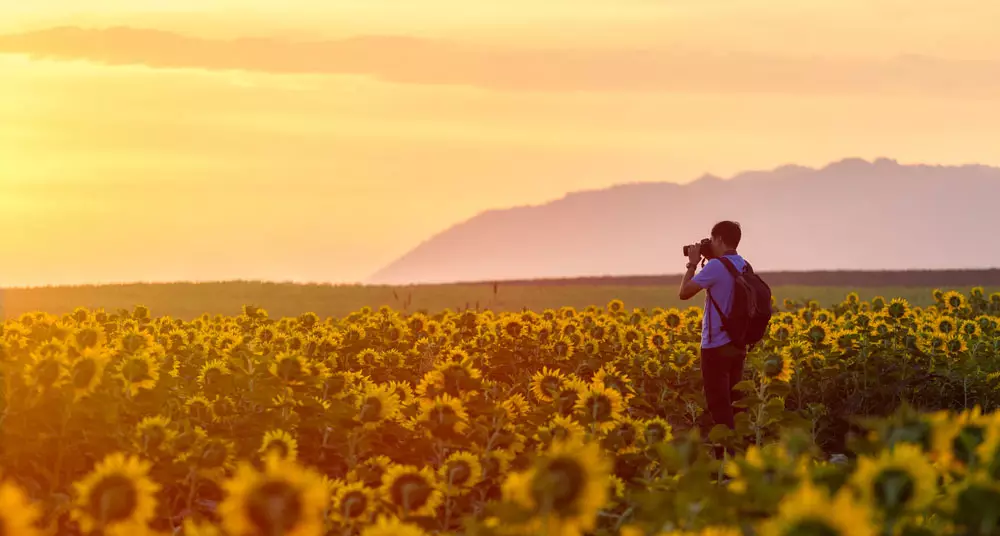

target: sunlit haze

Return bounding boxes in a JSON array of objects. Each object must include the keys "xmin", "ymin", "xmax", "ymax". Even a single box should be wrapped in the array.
[{"xmin": 3, "ymin": 0, "xmax": 1000, "ymax": 286}]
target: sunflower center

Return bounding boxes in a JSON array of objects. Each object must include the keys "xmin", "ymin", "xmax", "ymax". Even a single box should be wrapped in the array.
[
  {"xmin": 583, "ymin": 394, "xmax": 613, "ymax": 422},
  {"xmin": 198, "ymin": 440, "xmax": 229, "ymax": 468},
  {"xmin": 390, "ymin": 474, "xmax": 433, "ymax": 513},
  {"xmin": 763, "ymin": 356, "xmax": 785, "ymax": 378},
  {"xmin": 873, "ymin": 469, "xmax": 915, "ymax": 511},
  {"xmin": 540, "ymin": 377, "xmax": 561, "ymax": 396},
  {"xmin": 277, "ymin": 358, "xmax": 303, "ymax": 380},
  {"xmin": 436, "ymin": 462, "xmax": 467, "ymax": 490},
  {"xmin": 341, "ymin": 491, "xmax": 368, "ymax": 519},
  {"xmin": 77, "ymin": 329, "xmax": 100, "ymax": 348},
  {"xmin": 645, "ymin": 424, "xmax": 667, "ymax": 445},
  {"xmin": 142, "ymin": 426, "xmax": 167, "ymax": 451},
  {"xmin": 121, "ymin": 358, "xmax": 151, "ymax": 381},
  {"xmin": 786, "ymin": 519, "xmax": 840, "ymax": 536},
  {"xmin": 266, "ymin": 440, "xmax": 289, "ymax": 458},
  {"xmin": 359, "ymin": 397, "xmax": 384, "ymax": 423},
  {"xmin": 87, "ymin": 474, "xmax": 139, "ymax": 526},
  {"xmin": 204, "ymin": 368, "xmax": 222, "ymax": 385},
  {"xmin": 35, "ymin": 359, "xmax": 62, "ymax": 386},
  {"xmin": 531, "ymin": 458, "xmax": 586, "ymax": 515},
  {"xmin": 953, "ymin": 426, "xmax": 985, "ymax": 466},
  {"xmin": 556, "ymin": 390, "xmax": 579, "ymax": 415},
  {"xmin": 246, "ymin": 480, "xmax": 304, "ymax": 536}
]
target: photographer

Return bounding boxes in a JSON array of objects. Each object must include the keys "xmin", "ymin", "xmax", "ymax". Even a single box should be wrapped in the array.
[{"xmin": 678, "ymin": 221, "xmax": 748, "ymax": 456}]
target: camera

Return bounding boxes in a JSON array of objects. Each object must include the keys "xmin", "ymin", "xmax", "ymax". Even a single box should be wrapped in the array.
[{"xmin": 682, "ymin": 238, "xmax": 714, "ymax": 259}]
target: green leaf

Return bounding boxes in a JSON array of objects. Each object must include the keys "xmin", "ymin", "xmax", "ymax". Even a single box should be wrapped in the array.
[
  {"xmin": 708, "ymin": 424, "xmax": 734, "ymax": 443},
  {"xmin": 733, "ymin": 380, "xmax": 757, "ymax": 393},
  {"xmin": 766, "ymin": 381, "xmax": 792, "ymax": 398}
]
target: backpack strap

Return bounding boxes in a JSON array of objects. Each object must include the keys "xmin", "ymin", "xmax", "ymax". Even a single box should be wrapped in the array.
[
  {"xmin": 706, "ymin": 289, "xmax": 732, "ymax": 342},
  {"xmin": 717, "ymin": 256, "xmax": 743, "ymax": 277}
]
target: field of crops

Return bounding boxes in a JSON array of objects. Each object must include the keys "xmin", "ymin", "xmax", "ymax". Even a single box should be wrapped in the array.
[{"xmin": 3, "ymin": 289, "xmax": 1000, "ymax": 535}]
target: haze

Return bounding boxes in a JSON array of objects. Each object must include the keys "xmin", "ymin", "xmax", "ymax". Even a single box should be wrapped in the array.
[{"xmin": 3, "ymin": 1, "xmax": 1000, "ymax": 287}]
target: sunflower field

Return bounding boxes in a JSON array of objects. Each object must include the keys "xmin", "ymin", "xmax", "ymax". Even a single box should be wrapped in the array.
[{"xmin": 4, "ymin": 288, "xmax": 1000, "ymax": 535}]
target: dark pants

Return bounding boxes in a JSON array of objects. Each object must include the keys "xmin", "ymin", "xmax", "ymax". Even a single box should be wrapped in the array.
[{"xmin": 700, "ymin": 342, "xmax": 747, "ymax": 457}]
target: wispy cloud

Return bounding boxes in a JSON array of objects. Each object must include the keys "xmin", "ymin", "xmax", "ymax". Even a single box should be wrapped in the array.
[{"xmin": 2, "ymin": 26, "xmax": 999, "ymax": 96}]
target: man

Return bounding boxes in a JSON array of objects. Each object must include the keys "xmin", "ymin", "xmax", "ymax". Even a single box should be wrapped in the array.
[{"xmin": 678, "ymin": 221, "xmax": 747, "ymax": 452}]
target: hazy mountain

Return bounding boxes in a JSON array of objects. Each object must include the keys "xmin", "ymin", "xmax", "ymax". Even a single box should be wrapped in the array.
[{"xmin": 369, "ymin": 158, "xmax": 1000, "ymax": 284}]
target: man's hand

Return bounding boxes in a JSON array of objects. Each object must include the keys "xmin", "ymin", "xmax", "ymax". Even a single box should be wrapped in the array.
[{"xmin": 687, "ymin": 244, "xmax": 702, "ymax": 266}]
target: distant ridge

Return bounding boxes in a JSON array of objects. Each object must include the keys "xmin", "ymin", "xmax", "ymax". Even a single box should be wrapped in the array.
[{"xmin": 370, "ymin": 158, "xmax": 1000, "ymax": 284}]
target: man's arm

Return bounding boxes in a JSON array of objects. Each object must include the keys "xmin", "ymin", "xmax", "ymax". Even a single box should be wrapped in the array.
[{"xmin": 678, "ymin": 262, "xmax": 702, "ymax": 300}]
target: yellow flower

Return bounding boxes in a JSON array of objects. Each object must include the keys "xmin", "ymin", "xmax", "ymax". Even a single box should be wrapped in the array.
[
  {"xmin": 640, "ymin": 417, "xmax": 674, "ymax": 447},
  {"xmin": 197, "ymin": 359, "xmax": 230, "ymax": 388},
  {"xmin": 134, "ymin": 415, "xmax": 177, "ymax": 454},
  {"xmin": 380, "ymin": 464, "xmax": 443, "ymax": 517},
  {"xmin": 761, "ymin": 352, "xmax": 795, "ymax": 383},
  {"xmin": 268, "ymin": 352, "xmax": 310, "ymax": 384},
  {"xmin": 328, "ymin": 480, "xmax": 375, "ymax": 525},
  {"xmin": 259, "ymin": 429, "xmax": 298, "ymax": 461},
  {"xmin": 930, "ymin": 407, "xmax": 995, "ymax": 472},
  {"xmin": 415, "ymin": 393, "xmax": 469, "ymax": 437},
  {"xmin": 850, "ymin": 443, "xmax": 938, "ymax": 514},
  {"xmin": 0, "ymin": 480, "xmax": 42, "ymax": 536},
  {"xmin": 115, "ymin": 351, "xmax": 161, "ymax": 396},
  {"xmin": 758, "ymin": 480, "xmax": 875, "ymax": 536},
  {"xmin": 182, "ymin": 518, "xmax": 223, "ymax": 536},
  {"xmin": 574, "ymin": 383, "xmax": 624, "ymax": 432},
  {"xmin": 531, "ymin": 366, "xmax": 567, "ymax": 403},
  {"xmin": 72, "ymin": 452, "xmax": 161, "ymax": 535},
  {"xmin": 24, "ymin": 349, "xmax": 68, "ymax": 389},
  {"xmin": 219, "ymin": 456, "xmax": 329, "ymax": 536},
  {"xmin": 355, "ymin": 384, "xmax": 402, "ymax": 429},
  {"xmin": 942, "ymin": 290, "xmax": 966, "ymax": 310},
  {"xmin": 439, "ymin": 451, "xmax": 483, "ymax": 494},
  {"xmin": 68, "ymin": 347, "xmax": 110, "ymax": 400},
  {"xmin": 501, "ymin": 439, "xmax": 611, "ymax": 536},
  {"xmin": 360, "ymin": 516, "xmax": 429, "ymax": 536}
]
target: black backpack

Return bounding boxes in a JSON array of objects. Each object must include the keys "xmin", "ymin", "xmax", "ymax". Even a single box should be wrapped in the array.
[{"xmin": 706, "ymin": 257, "xmax": 772, "ymax": 350}]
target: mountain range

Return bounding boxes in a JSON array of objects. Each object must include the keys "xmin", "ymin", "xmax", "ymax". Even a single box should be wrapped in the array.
[{"xmin": 369, "ymin": 158, "xmax": 1000, "ymax": 284}]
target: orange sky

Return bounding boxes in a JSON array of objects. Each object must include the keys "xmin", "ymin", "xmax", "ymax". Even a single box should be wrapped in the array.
[{"xmin": 3, "ymin": 1, "xmax": 1000, "ymax": 286}]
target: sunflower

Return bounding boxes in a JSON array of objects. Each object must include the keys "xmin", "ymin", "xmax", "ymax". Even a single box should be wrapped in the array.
[
  {"xmin": 71, "ymin": 323, "xmax": 108, "ymax": 351},
  {"xmin": 607, "ymin": 299, "xmax": 625, "ymax": 314},
  {"xmin": 219, "ymin": 456, "xmax": 329, "ymax": 536},
  {"xmin": 769, "ymin": 323, "xmax": 793, "ymax": 343},
  {"xmin": 930, "ymin": 407, "xmax": 995, "ymax": 472},
  {"xmin": 116, "ymin": 327, "xmax": 156, "ymax": 354},
  {"xmin": 269, "ymin": 352, "xmax": 311, "ymax": 384},
  {"xmin": 758, "ymin": 479, "xmax": 875, "ymax": 536},
  {"xmin": 356, "ymin": 384, "xmax": 402, "ymax": 429},
  {"xmin": 415, "ymin": 393, "xmax": 469, "ymax": 438},
  {"xmin": 259, "ymin": 429, "xmax": 298, "ymax": 462},
  {"xmin": 640, "ymin": 417, "xmax": 674, "ymax": 447},
  {"xmin": 531, "ymin": 367, "xmax": 567, "ymax": 403},
  {"xmin": 761, "ymin": 352, "xmax": 795, "ymax": 383},
  {"xmin": 850, "ymin": 443, "xmax": 938, "ymax": 515},
  {"xmin": 548, "ymin": 337, "xmax": 576, "ymax": 361},
  {"xmin": 197, "ymin": 359, "xmax": 230, "ymax": 388},
  {"xmin": 68, "ymin": 347, "xmax": 110, "ymax": 401},
  {"xmin": 328, "ymin": 480, "xmax": 375, "ymax": 525},
  {"xmin": 115, "ymin": 351, "xmax": 160, "ymax": 396},
  {"xmin": 185, "ymin": 395, "xmax": 216, "ymax": 421},
  {"xmin": 591, "ymin": 364, "xmax": 635, "ymax": 401},
  {"xmin": 355, "ymin": 348, "xmax": 380, "ymax": 368},
  {"xmin": 646, "ymin": 330, "xmax": 668, "ymax": 352},
  {"xmin": 432, "ymin": 356, "xmax": 483, "ymax": 397},
  {"xmin": 387, "ymin": 380, "xmax": 414, "ymax": 405},
  {"xmin": 642, "ymin": 357, "xmax": 664, "ymax": 378},
  {"xmin": 348, "ymin": 455, "xmax": 394, "ymax": 487},
  {"xmin": 669, "ymin": 346, "xmax": 697, "ymax": 372},
  {"xmin": 380, "ymin": 464, "xmax": 443, "ymax": 518},
  {"xmin": 439, "ymin": 451, "xmax": 483, "ymax": 494},
  {"xmin": 134, "ymin": 415, "xmax": 177, "ymax": 455},
  {"xmin": 602, "ymin": 416, "xmax": 642, "ymax": 454},
  {"xmin": 183, "ymin": 433, "xmax": 237, "ymax": 481},
  {"xmin": 501, "ymin": 394, "xmax": 531, "ymax": 421},
  {"xmin": 942, "ymin": 290, "xmax": 966, "ymax": 310},
  {"xmin": 24, "ymin": 349, "xmax": 68, "ymax": 389},
  {"xmin": 0, "ymin": 480, "xmax": 42, "ymax": 536},
  {"xmin": 72, "ymin": 452, "xmax": 161, "ymax": 535},
  {"xmin": 803, "ymin": 321, "xmax": 831, "ymax": 347},
  {"xmin": 574, "ymin": 383, "xmax": 624, "ymax": 432},
  {"xmin": 502, "ymin": 439, "xmax": 611, "ymax": 536},
  {"xmin": 360, "ymin": 517, "xmax": 429, "ymax": 536}
]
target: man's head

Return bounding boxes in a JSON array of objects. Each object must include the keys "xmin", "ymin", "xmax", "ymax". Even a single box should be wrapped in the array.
[{"xmin": 709, "ymin": 221, "xmax": 741, "ymax": 257}]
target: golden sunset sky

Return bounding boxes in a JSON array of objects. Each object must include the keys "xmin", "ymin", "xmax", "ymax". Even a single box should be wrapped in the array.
[{"xmin": 2, "ymin": 0, "xmax": 1000, "ymax": 286}]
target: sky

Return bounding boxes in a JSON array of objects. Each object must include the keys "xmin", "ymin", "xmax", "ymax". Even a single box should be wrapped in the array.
[{"xmin": 2, "ymin": 0, "xmax": 1000, "ymax": 287}]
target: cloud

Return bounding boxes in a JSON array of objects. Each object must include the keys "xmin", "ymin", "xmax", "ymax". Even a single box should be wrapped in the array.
[{"xmin": 1, "ymin": 26, "xmax": 999, "ymax": 96}]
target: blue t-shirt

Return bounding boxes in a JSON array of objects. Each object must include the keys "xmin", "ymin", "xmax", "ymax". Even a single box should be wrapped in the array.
[{"xmin": 692, "ymin": 254, "xmax": 747, "ymax": 349}]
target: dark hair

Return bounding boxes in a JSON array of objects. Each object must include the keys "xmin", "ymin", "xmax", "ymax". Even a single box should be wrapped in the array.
[{"xmin": 711, "ymin": 221, "xmax": 742, "ymax": 249}]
